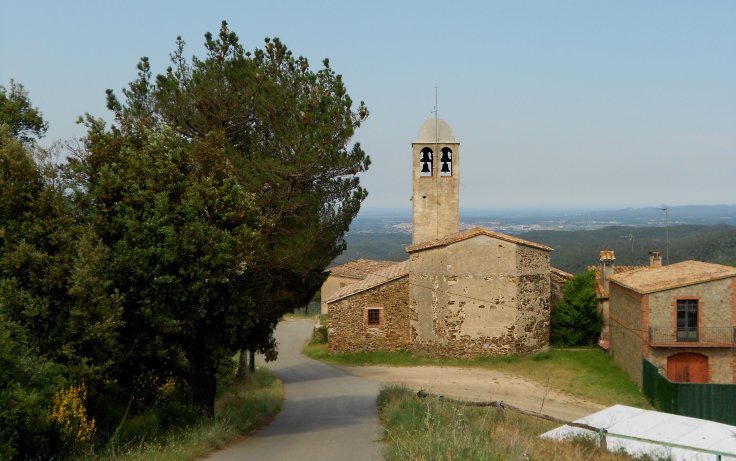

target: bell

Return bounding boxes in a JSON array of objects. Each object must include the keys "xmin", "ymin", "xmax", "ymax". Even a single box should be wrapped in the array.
[
  {"xmin": 421, "ymin": 163, "xmax": 431, "ymax": 173},
  {"xmin": 441, "ymin": 162, "xmax": 450, "ymax": 173}
]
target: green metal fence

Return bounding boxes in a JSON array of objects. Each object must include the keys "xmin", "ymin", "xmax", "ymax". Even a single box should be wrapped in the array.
[{"xmin": 642, "ymin": 359, "xmax": 736, "ymax": 426}]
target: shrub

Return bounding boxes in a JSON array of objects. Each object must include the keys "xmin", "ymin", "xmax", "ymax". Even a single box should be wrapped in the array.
[
  {"xmin": 312, "ymin": 326, "xmax": 328, "ymax": 344},
  {"xmin": 551, "ymin": 270, "xmax": 602, "ymax": 346}
]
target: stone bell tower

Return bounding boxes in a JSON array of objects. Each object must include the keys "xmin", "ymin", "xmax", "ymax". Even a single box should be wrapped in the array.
[{"xmin": 412, "ymin": 118, "xmax": 460, "ymax": 244}]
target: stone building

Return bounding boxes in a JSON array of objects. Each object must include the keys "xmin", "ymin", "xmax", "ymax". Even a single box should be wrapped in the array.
[
  {"xmin": 590, "ymin": 250, "xmax": 658, "ymax": 348},
  {"xmin": 320, "ymin": 259, "xmax": 397, "ymax": 314},
  {"xmin": 607, "ymin": 260, "xmax": 736, "ymax": 386},
  {"xmin": 327, "ymin": 118, "xmax": 567, "ymax": 357}
]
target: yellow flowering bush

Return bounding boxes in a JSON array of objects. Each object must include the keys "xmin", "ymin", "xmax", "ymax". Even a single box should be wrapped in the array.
[{"xmin": 48, "ymin": 383, "xmax": 97, "ymax": 446}]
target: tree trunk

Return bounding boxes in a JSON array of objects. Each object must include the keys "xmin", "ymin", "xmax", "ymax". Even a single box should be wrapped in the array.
[
  {"xmin": 236, "ymin": 348, "xmax": 248, "ymax": 382},
  {"xmin": 249, "ymin": 348, "xmax": 256, "ymax": 373},
  {"xmin": 191, "ymin": 355, "xmax": 217, "ymax": 418}
]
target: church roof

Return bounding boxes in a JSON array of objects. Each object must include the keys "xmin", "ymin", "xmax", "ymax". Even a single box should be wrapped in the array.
[
  {"xmin": 325, "ymin": 258, "xmax": 400, "ymax": 279},
  {"xmin": 414, "ymin": 118, "xmax": 456, "ymax": 143},
  {"xmin": 405, "ymin": 227, "xmax": 553, "ymax": 254},
  {"xmin": 326, "ymin": 260, "xmax": 410, "ymax": 303},
  {"xmin": 609, "ymin": 260, "xmax": 736, "ymax": 294}
]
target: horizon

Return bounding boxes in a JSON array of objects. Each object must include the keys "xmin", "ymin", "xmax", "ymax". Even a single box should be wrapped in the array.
[{"xmin": 2, "ymin": 1, "xmax": 734, "ymax": 209}]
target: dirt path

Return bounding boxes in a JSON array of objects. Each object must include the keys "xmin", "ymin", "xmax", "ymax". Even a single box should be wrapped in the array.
[{"xmin": 341, "ymin": 365, "xmax": 604, "ymax": 421}]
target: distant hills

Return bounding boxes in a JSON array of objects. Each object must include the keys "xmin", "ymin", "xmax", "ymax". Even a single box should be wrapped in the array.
[{"xmin": 334, "ymin": 205, "xmax": 736, "ymax": 273}]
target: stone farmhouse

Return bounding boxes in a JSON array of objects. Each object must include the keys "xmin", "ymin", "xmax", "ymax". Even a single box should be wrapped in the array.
[
  {"xmin": 325, "ymin": 119, "xmax": 571, "ymax": 357},
  {"xmin": 607, "ymin": 260, "xmax": 736, "ymax": 386},
  {"xmin": 320, "ymin": 259, "xmax": 397, "ymax": 314},
  {"xmin": 591, "ymin": 250, "xmax": 661, "ymax": 349}
]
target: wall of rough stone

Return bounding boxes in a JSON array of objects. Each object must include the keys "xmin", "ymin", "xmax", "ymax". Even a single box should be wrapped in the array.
[
  {"xmin": 609, "ymin": 283, "xmax": 645, "ymax": 386},
  {"xmin": 409, "ymin": 235, "xmax": 550, "ymax": 357},
  {"xmin": 514, "ymin": 247, "xmax": 551, "ymax": 352},
  {"xmin": 327, "ymin": 277, "xmax": 410, "ymax": 353},
  {"xmin": 644, "ymin": 277, "xmax": 735, "ymax": 384},
  {"xmin": 647, "ymin": 278, "xmax": 733, "ymax": 333},
  {"xmin": 321, "ymin": 275, "xmax": 359, "ymax": 314}
]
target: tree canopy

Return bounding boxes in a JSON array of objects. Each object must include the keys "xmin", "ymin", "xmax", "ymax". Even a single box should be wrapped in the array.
[
  {"xmin": 550, "ymin": 270, "xmax": 602, "ymax": 346},
  {"xmin": 0, "ymin": 21, "xmax": 370, "ymax": 457},
  {"xmin": 0, "ymin": 80, "xmax": 48, "ymax": 144}
]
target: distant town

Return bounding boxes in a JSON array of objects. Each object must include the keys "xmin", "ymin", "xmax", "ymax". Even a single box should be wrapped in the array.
[{"xmin": 350, "ymin": 204, "xmax": 736, "ymax": 235}]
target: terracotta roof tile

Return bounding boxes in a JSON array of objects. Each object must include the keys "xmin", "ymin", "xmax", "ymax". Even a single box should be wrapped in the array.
[
  {"xmin": 405, "ymin": 227, "xmax": 552, "ymax": 254},
  {"xmin": 609, "ymin": 260, "xmax": 736, "ymax": 294},
  {"xmin": 588, "ymin": 265, "xmax": 651, "ymax": 298},
  {"xmin": 551, "ymin": 267, "xmax": 574, "ymax": 281},
  {"xmin": 326, "ymin": 258, "xmax": 399, "ymax": 279},
  {"xmin": 326, "ymin": 260, "xmax": 410, "ymax": 303}
]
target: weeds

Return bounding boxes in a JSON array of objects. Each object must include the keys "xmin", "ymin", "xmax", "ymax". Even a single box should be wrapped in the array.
[
  {"xmin": 79, "ymin": 368, "xmax": 282, "ymax": 461},
  {"xmin": 378, "ymin": 386, "xmax": 665, "ymax": 461}
]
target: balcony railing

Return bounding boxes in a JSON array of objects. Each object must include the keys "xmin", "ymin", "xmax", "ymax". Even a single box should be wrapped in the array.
[{"xmin": 648, "ymin": 327, "xmax": 736, "ymax": 346}]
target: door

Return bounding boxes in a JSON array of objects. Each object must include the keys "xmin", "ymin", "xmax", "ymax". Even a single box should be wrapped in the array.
[{"xmin": 666, "ymin": 353, "xmax": 708, "ymax": 383}]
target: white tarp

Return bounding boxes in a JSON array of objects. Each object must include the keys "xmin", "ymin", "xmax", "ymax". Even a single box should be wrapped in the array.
[{"xmin": 541, "ymin": 404, "xmax": 736, "ymax": 461}]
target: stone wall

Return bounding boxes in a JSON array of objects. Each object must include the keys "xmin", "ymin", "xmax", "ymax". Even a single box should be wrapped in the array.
[
  {"xmin": 327, "ymin": 276, "xmax": 410, "ymax": 353},
  {"xmin": 609, "ymin": 283, "xmax": 645, "ymax": 386},
  {"xmin": 645, "ymin": 277, "xmax": 735, "ymax": 384},
  {"xmin": 408, "ymin": 235, "xmax": 550, "ymax": 357},
  {"xmin": 321, "ymin": 275, "xmax": 359, "ymax": 314}
]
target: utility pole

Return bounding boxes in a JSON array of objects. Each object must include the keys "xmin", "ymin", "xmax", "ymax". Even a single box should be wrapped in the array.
[{"xmin": 660, "ymin": 206, "xmax": 669, "ymax": 265}]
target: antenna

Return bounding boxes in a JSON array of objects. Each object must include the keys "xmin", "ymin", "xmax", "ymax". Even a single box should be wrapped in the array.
[
  {"xmin": 659, "ymin": 205, "xmax": 669, "ymax": 265},
  {"xmin": 431, "ymin": 86, "xmax": 438, "ymax": 144}
]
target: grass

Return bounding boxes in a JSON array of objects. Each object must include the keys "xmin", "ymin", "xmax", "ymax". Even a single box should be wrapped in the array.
[
  {"xmin": 304, "ymin": 343, "xmax": 650, "ymax": 408},
  {"xmin": 81, "ymin": 368, "xmax": 282, "ymax": 461},
  {"xmin": 378, "ymin": 385, "xmax": 667, "ymax": 461}
]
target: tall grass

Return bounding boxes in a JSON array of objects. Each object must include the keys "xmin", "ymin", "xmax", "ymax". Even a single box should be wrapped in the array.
[
  {"xmin": 80, "ymin": 368, "xmax": 282, "ymax": 461},
  {"xmin": 378, "ymin": 386, "xmax": 666, "ymax": 461},
  {"xmin": 305, "ymin": 343, "xmax": 649, "ymax": 408}
]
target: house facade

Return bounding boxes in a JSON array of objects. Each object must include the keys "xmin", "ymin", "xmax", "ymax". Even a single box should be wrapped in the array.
[{"xmin": 608, "ymin": 260, "xmax": 736, "ymax": 386}]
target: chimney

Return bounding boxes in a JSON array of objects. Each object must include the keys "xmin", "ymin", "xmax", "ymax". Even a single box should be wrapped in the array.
[
  {"xmin": 649, "ymin": 251, "xmax": 662, "ymax": 268},
  {"xmin": 599, "ymin": 250, "xmax": 616, "ymax": 292}
]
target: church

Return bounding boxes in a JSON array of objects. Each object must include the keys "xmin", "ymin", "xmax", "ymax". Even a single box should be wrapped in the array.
[{"xmin": 325, "ymin": 119, "xmax": 570, "ymax": 357}]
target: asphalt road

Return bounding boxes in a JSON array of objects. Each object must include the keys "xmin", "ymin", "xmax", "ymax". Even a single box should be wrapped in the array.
[{"xmin": 205, "ymin": 319, "xmax": 383, "ymax": 461}]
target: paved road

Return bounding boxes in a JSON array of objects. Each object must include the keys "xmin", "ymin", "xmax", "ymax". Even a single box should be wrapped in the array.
[{"xmin": 206, "ymin": 319, "xmax": 383, "ymax": 461}]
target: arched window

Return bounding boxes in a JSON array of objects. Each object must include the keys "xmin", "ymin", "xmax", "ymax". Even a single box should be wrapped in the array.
[
  {"xmin": 419, "ymin": 147, "xmax": 433, "ymax": 177},
  {"xmin": 440, "ymin": 147, "xmax": 452, "ymax": 176}
]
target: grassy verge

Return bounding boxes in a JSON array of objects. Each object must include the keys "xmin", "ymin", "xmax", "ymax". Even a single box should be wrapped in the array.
[
  {"xmin": 305, "ymin": 343, "xmax": 649, "ymax": 408},
  {"xmin": 378, "ymin": 385, "xmax": 664, "ymax": 461},
  {"xmin": 83, "ymin": 368, "xmax": 282, "ymax": 461}
]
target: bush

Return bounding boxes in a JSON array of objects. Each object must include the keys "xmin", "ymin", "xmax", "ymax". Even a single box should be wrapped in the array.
[
  {"xmin": 312, "ymin": 326, "xmax": 328, "ymax": 344},
  {"xmin": 551, "ymin": 270, "xmax": 602, "ymax": 346}
]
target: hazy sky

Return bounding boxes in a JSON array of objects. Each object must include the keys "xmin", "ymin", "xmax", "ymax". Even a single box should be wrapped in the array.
[{"xmin": 2, "ymin": 1, "xmax": 734, "ymax": 212}]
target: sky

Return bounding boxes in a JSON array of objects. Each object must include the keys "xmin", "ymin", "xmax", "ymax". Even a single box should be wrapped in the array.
[{"xmin": 2, "ymin": 1, "xmax": 734, "ymax": 213}]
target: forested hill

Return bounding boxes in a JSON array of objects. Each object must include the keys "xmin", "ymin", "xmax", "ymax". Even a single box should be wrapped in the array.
[
  {"xmin": 335, "ymin": 224, "xmax": 736, "ymax": 274},
  {"xmin": 521, "ymin": 224, "xmax": 736, "ymax": 273}
]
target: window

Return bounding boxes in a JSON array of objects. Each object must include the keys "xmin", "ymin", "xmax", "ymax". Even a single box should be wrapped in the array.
[
  {"xmin": 677, "ymin": 299, "xmax": 698, "ymax": 342},
  {"xmin": 419, "ymin": 147, "xmax": 433, "ymax": 177},
  {"xmin": 440, "ymin": 147, "xmax": 452, "ymax": 176},
  {"xmin": 366, "ymin": 308, "xmax": 382, "ymax": 326}
]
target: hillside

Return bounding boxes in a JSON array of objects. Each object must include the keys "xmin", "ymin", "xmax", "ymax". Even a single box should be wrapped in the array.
[{"xmin": 334, "ymin": 224, "xmax": 736, "ymax": 274}]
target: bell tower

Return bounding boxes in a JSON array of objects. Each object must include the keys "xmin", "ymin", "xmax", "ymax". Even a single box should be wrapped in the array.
[{"xmin": 412, "ymin": 118, "xmax": 460, "ymax": 244}]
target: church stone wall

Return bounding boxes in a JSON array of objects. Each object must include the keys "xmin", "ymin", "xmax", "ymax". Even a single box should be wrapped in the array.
[
  {"xmin": 327, "ymin": 277, "xmax": 410, "ymax": 353},
  {"xmin": 514, "ymin": 248, "xmax": 551, "ymax": 352},
  {"xmin": 408, "ymin": 236, "xmax": 550, "ymax": 357}
]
